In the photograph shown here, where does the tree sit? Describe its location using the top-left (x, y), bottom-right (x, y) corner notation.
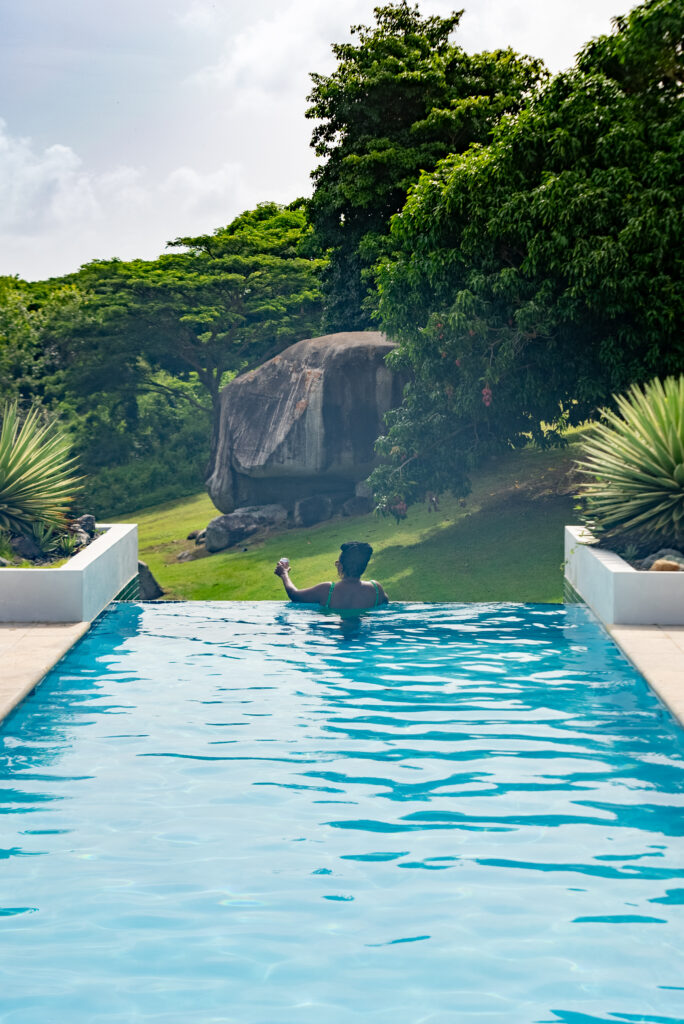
top-left (371, 0), bottom-right (684, 511)
top-left (306, 1), bottom-right (547, 331)
top-left (58, 202), bottom-right (326, 462)
top-left (0, 277), bottom-right (83, 407)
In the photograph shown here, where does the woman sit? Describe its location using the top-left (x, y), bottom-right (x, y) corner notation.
top-left (274, 541), bottom-right (388, 611)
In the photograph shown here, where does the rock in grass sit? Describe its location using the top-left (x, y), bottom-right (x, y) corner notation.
top-left (342, 495), bottom-right (373, 517)
top-left (138, 560), bottom-right (164, 599)
top-left (294, 495), bottom-right (333, 527)
top-left (205, 505), bottom-right (288, 553)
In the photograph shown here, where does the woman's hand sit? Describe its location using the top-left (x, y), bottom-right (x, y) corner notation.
top-left (274, 558), bottom-right (290, 578)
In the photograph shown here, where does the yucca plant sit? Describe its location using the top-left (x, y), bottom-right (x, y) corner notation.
top-left (0, 531), bottom-right (14, 561)
top-left (0, 402), bottom-right (83, 536)
top-left (58, 532), bottom-right (80, 557)
top-left (31, 521), bottom-right (62, 557)
top-left (576, 375), bottom-right (684, 544)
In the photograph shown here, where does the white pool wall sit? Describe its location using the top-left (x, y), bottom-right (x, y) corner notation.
top-left (565, 525), bottom-right (684, 626)
top-left (0, 523), bottom-right (138, 623)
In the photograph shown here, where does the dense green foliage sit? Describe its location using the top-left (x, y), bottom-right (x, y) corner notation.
top-left (1, 0), bottom-right (681, 528)
top-left (61, 203), bottom-right (325, 458)
top-left (0, 277), bottom-right (82, 406)
top-left (306, 1), bottom-right (547, 331)
top-left (74, 384), bottom-right (212, 516)
top-left (0, 277), bottom-right (209, 517)
top-left (0, 205), bottom-right (325, 515)
top-left (371, 0), bottom-right (684, 509)
top-left (577, 375), bottom-right (684, 544)
top-left (0, 402), bottom-right (81, 535)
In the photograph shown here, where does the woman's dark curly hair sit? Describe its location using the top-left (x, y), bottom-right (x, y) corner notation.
top-left (339, 541), bottom-right (373, 579)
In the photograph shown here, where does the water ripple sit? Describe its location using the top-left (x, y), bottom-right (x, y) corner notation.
top-left (0, 601), bottom-right (682, 1024)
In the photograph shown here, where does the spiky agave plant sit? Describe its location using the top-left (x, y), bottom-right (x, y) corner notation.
top-left (576, 375), bottom-right (684, 544)
top-left (0, 402), bottom-right (83, 535)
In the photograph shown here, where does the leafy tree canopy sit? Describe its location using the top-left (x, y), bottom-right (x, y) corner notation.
top-left (55, 202), bottom-right (326, 454)
top-left (306, 1), bottom-right (547, 331)
top-left (0, 276), bottom-right (83, 407)
top-left (371, 0), bottom-right (684, 512)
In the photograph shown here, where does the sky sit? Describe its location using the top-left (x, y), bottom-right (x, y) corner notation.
top-left (0, 0), bottom-right (631, 281)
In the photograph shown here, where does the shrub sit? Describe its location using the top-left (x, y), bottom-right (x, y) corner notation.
top-left (576, 375), bottom-right (684, 545)
top-left (0, 402), bottom-right (82, 535)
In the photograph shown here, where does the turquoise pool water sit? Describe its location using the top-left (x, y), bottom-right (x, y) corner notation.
top-left (1, 602), bottom-right (683, 1023)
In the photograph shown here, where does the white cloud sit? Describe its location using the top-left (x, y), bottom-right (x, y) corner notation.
top-left (0, 0), bottom-right (628, 280)
top-left (0, 125), bottom-right (97, 235)
top-left (0, 119), bottom-right (254, 279)
top-left (160, 163), bottom-right (249, 220)
top-left (177, 0), bottom-right (228, 33)
top-left (190, 0), bottom-right (368, 103)
top-left (457, 0), bottom-right (625, 71)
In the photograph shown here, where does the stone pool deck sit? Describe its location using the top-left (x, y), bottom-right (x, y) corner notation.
top-left (607, 625), bottom-right (684, 726)
top-left (0, 621), bottom-right (90, 724)
top-left (0, 618), bottom-right (683, 729)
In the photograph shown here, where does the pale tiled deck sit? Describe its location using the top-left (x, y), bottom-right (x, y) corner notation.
top-left (0, 621), bottom-right (90, 724)
top-left (608, 625), bottom-right (684, 727)
top-left (0, 618), bottom-right (683, 730)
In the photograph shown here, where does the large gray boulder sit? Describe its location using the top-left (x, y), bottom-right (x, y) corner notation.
top-left (206, 331), bottom-right (404, 513)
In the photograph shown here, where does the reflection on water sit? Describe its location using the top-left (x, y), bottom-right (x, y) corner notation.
top-left (0, 601), bottom-right (683, 1024)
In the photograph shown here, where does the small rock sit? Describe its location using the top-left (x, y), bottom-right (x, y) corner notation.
top-left (138, 560), bottom-right (164, 599)
top-left (10, 534), bottom-right (42, 561)
top-left (294, 495), bottom-right (333, 528)
top-left (649, 559), bottom-right (682, 572)
top-left (71, 528), bottom-right (90, 549)
top-left (177, 550), bottom-right (194, 562)
top-left (0, 557), bottom-right (9, 567)
top-left (637, 548), bottom-right (684, 571)
top-left (186, 530), bottom-right (199, 540)
top-left (342, 495), bottom-right (373, 517)
top-left (74, 514), bottom-right (96, 537)
top-left (194, 529), bottom-right (206, 546)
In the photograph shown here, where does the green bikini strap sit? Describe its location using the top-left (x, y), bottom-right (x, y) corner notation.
top-left (370, 580), bottom-right (380, 607)
top-left (324, 581), bottom-right (335, 610)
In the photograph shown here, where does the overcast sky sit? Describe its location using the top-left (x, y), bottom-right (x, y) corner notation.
top-left (0, 0), bottom-right (630, 281)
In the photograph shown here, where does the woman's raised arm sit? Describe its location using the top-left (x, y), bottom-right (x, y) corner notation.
top-left (274, 560), bottom-right (331, 604)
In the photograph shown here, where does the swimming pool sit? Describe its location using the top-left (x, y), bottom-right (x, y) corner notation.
top-left (1, 601), bottom-right (683, 1023)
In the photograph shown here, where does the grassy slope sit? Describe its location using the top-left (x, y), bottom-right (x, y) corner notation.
top-left (121, 442), bottom-right (581, 603)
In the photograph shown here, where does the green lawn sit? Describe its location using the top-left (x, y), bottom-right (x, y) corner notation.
top-left (119, 442), bottom-right (581, 603)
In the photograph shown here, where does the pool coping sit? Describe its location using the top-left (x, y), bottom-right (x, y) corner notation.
top-left (0, 621), bottom-right (90, 724)
top-left (0, 608), bottom-right (682, 730)
top-left (607, 624), bottom-right (684, 726)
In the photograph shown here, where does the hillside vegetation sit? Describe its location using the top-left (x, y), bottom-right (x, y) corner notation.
top-left (122, 442), bottom-right (581, 603)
